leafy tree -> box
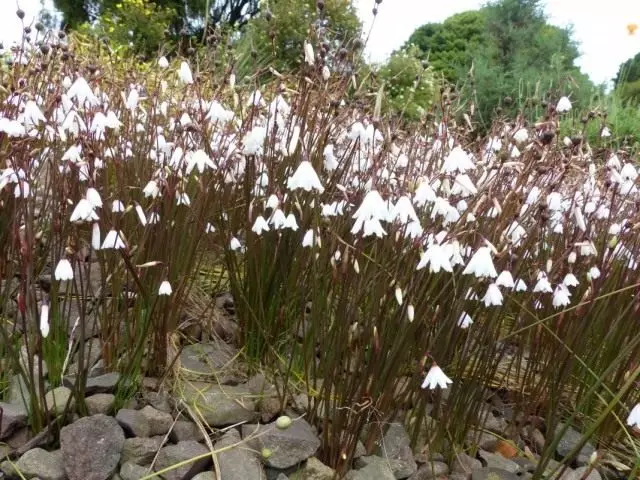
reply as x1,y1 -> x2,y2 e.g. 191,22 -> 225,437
235,0 -> 361,76
614,52 -> 640,87
377,45 -> 436,121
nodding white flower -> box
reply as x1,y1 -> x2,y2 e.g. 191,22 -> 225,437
40,302 -> 50,338
14,180 -> 30,199
323,144 -> 338,171
304,41 -> 315,65
421,364 -> 453,390
284,213 -> 299,231
205,223 -> 216,233
556,96 -> 572,113
568,251 -> 577,264
55,259 -> 74,281
322,65 -> 330,81
405,220 -> 424,239
143,180 -> 161,199
158,56 -> 169,68
413,180 -> 437,207
458,311 -> 473,329
482,283 -> 503,307
510,145 -> 521,158
513,128 -> 528,144
266,194 -> 280,210
452,174 -> 477,196
62,144 -> 83,163
609,223 -> 621,235
601,126 -> 611,138
247,89 -> 265,108
462,246 -> 498,279
607,154 -> 621,170
495,271 -> 515,289
442,146 -> 475,174
252,215 -> 270,235
206,101 -> 234,123
158,280 -> 173,296
176,192 -> 191,207
22,100 -> 46,127
230,237 -> 243,251
302,229 -> 320,248
574,207 -> 586,232
135,204 -> 147,226
186,149 -> 216,175
179,61 -> 194,84
513,279 -> 528,292
391,196 -> 419,224
270,209 -> 287,229
91,223 -> 101,250
627,403 -> 640,428
86,188 -> 102,208
125,88 -> 139,111
417,243 -> 453,273
352,190 -> 391,235
70,199 -> 99,223
587,266 -> 601,281
552,284 -> 572,309
547,192 -> 563,211
101,230 -> 126,250
112,200 -> 125,213
621,163 -> 639,182
407,304 -> 415,322
505,221 -> 526,247
394,286 -> 403,306
563,273 -> 579,287
363,218 -> 387,238
287,161 -> 324,193
533,274 -> 553,293
67,76 -> 100,106
0,118 -> 26,137
242,126 -> 267,155
148,212 -> 160,225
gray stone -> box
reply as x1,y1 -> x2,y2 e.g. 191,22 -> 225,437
143,391 -> 173,414
346,456 -> 396,480
242,418 -> 320,469
451,453 -> 482,474
85,373 -> 120,394
0,402 -> 28,440
408,461 -> 449,479
139,405 -> 173,436
478,450 -> 522,474
481,412 -> 508,436
85,394 -> 115,415
560,466 -> 602,480
214,429 -> 265,479
45,386 -> 73,415
471,467 -> 521,480
153,441 -> 211,480
121,436 -> 165,465
9,374 -> 42,413
466,430 -> 498,451
179,343 -> 243,384
120,462 -> 151,480
60,414 -> 125,480
555,424 -> 596,466
14,448 -> 65,480
375,423 -> 417,478
180,382 -> 257,427
68,338 -> 102,375
170,421 -> 204,443
192,473 -> 215,480
510,457 -> 537,473
289,457 -> 334,479
116,409 -> 151,438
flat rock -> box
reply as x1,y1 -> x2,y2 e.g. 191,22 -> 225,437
154,440 -> 211,480
409,461 -> 449,479
472,467 -> 521,480
143,391 -> 173,413
116,409 -> 151,437
85,393 -> 115,415
45,386 -> 73,415
290,457 -> 335,479
375,423 -> 417,478
478,450 -> 522,474
170,420 -> 204,443
15,448 -> 65,480
560,466 -> 602,480
242,418 -> 320,469
0,402 -> 28,440
179,342 -> 243,384
84,372 -> 121,394
215,428 -> 266,479
120,461 -> 151,480
139,405 -> 174,436
346,456 -> 396,480
192,473 -> 216,480
555,424 -> 596,466
452,453 -> 482,474
121,436 -> 165,465
60,414 -> 125,480
180,382 -> 257,427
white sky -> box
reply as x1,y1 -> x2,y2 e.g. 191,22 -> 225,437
2,0 -> 640,85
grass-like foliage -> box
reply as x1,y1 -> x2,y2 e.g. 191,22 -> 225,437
0,15 -> 639,479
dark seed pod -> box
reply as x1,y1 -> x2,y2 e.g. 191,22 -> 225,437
316,0 -> 325,10
16,9 -> 25,19
35,22 -> 44,32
